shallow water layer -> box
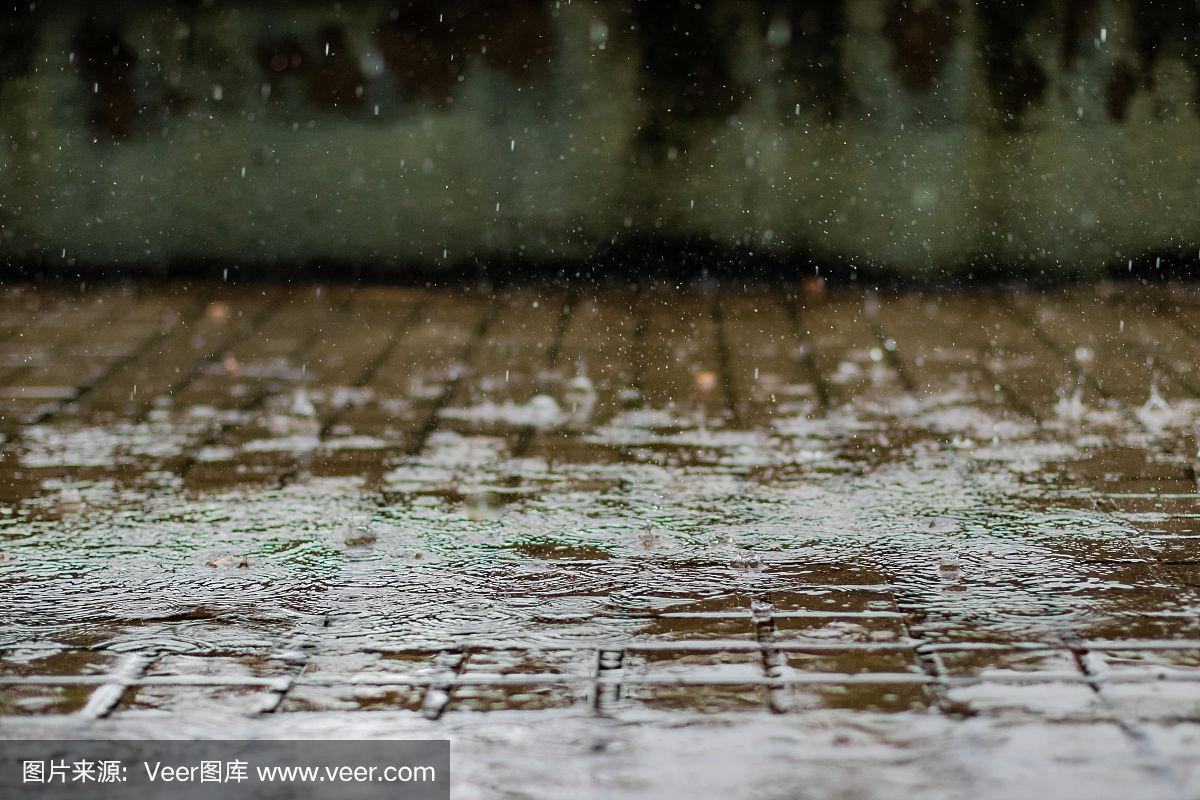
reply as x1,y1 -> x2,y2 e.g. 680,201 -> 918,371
1,281 -> 1199,798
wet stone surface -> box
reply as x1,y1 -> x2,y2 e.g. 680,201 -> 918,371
2,280 -> 1200,798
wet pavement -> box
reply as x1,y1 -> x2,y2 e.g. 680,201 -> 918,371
1,280 -> 1199,799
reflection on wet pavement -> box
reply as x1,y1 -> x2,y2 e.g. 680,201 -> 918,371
2,281 -> 1200,798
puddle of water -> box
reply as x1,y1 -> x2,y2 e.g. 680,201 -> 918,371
4,288 -> 1200,799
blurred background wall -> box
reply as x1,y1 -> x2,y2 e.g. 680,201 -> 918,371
0,0 -> 1198,277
